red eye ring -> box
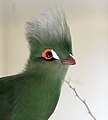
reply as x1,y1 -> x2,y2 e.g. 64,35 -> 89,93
42,48 -> 53,60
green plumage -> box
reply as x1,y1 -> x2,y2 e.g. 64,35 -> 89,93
0,8 -> 73,120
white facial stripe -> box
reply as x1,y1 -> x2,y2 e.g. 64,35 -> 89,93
51,50 -> 60,60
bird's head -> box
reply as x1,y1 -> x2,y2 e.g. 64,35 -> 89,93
26,8 -> 76,78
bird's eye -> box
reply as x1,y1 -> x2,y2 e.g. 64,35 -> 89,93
42,48 -> 60,61
46,51 -> 53,58
42,48 -> 53,60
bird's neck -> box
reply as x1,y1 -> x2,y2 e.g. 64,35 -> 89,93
24,59 -> 69,90
11,60 -> 69,120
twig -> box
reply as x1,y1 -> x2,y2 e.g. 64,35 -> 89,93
65,79 -> 96,120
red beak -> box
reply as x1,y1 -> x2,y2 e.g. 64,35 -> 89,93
61,54 -> 76,65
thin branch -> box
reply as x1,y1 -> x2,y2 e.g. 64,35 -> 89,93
65,79 -> 96,120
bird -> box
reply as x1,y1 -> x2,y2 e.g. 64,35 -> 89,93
0,8 -> 76,120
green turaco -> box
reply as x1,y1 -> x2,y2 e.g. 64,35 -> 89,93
0,8 -> 76,120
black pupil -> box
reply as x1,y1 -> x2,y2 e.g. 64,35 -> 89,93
46,51 -> 52,58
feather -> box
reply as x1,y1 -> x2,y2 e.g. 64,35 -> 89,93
0,7 -> 75,120
26,8 -> 72,57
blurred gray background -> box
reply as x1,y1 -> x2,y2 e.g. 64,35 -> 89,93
0,0 -> 108,119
